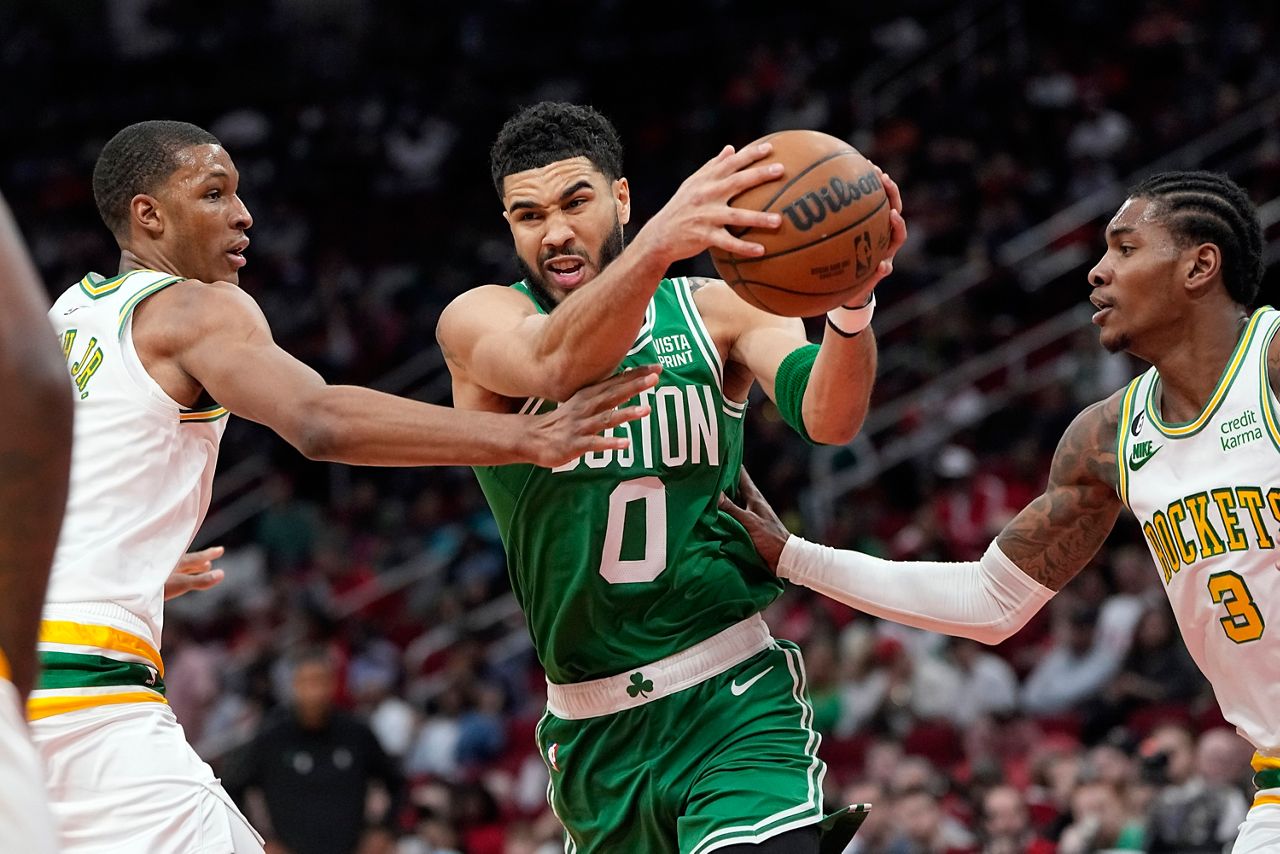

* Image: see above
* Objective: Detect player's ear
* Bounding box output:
[131,193,163,238]
[614,177,631,227]
[1185,241,1222,297]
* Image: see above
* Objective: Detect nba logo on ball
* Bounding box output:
[710,129,893,317]
[853,231,873,279]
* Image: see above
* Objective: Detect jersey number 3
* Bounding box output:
[600,477,667,584]
[1207,571,1265,643]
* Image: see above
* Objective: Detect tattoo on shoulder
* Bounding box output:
[687,276,720,294]
[995,394,1124,591]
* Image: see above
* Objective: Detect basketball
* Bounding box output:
[710,130,892,317]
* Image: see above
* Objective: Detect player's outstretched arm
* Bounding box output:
[721,394,1125,643]
[437,143,785,402]
[707,169,906,445]
[162,281,657,468]
[0,194,73,700]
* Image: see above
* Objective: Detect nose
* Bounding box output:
[541,210,573,252]
[1087,256,1108,288]
[232,195,253,231]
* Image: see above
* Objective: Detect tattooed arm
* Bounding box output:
[720,392,1125,642]
[995,393,1125,589]
[0,195,73,700]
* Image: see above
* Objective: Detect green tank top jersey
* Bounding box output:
[472,277,783,684]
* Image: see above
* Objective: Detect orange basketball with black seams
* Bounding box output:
[710,130,892,317]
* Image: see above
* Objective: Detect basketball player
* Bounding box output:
[436,102,906,853]
[721,171,1280,852]
[32,119,659,854]
[0,193,68,852]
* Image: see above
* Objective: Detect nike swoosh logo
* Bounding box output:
[730,666,773,696]
[1130,447,1161,470]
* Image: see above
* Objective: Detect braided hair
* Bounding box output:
[1129,171,1264,307]
[93,120,220,238]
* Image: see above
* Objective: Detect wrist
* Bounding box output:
[826,291,875,338]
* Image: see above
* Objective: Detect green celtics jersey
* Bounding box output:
[473,277,783,683]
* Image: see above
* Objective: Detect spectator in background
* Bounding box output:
[1021,603,1123,719]
[1144,724,1250,852]
[225,647,405,854]
[1058,779,1145,853]
[947,638,1020,728]
[978,784,1054,854]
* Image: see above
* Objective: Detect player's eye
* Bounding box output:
[1119,245,1135,256]
[205,189,221,200]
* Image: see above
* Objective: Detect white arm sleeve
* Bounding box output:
[777,537,1055,644]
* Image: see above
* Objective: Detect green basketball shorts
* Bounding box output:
[535,617,827,853]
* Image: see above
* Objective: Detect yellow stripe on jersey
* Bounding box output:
[0,647,8,682]
[1258,313,1280,452]
[1116,377,1141,509]
[1254,794,1280,807]
[38,620,163,677]
[27,689,166,721]
[78,269,151,300]
[1252,753,1280,772]
[179,406,229,423]
[1147,309,1267,438]
[116,275,184,338]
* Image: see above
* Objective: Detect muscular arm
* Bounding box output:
[148,281,654,468]
[723,393,1126,643]
[995,395,1125,589]
[704,279,878,445]
[439,143,785,402]
[0,194,73,700]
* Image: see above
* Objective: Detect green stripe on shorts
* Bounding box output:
[38,651,166,695]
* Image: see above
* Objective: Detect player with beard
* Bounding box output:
[32,119,659,854]
[437,102,906,853]
[721,171,1280,853]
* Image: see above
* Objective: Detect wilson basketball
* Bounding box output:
[710,130,892,317]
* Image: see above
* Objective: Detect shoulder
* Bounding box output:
[135,278,267,343]
[1050,387,1127,489]
[437,284,544,360]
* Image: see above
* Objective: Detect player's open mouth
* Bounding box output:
[545,257,587,288]
[226,239,249,269]
[1090,296,1112,325]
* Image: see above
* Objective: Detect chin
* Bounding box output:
[1099,329,1130,354]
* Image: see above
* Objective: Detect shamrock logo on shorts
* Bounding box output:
[627,671,654,698]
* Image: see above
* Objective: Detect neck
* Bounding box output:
[118,246,183,279]
[1145,307,1251,424]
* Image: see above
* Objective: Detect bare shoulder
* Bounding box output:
[437,284,538,345]
[134,279,267,349]
[1268,323,1280,394]
[1050,387,1125,491]
[688,275,792,330]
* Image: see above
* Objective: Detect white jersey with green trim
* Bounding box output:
[44,270,228,649]
[1115,306,1280,753]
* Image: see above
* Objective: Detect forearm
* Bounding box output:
[801,328,877,445]
[0,349,72,698]
[531,239,670,395]
[299,386,528,466]
[777,537,1053,644]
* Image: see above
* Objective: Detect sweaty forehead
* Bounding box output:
[1106,196,1166,236]
[501,156,608,208]
[168,144,236,184]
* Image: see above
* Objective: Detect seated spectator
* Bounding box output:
[1143,724,1249,852]
[1021,603,1124,718]
[1057,779,1145,853]
[978,784,1055,854]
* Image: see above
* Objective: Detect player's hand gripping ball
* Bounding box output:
[711,130,892,316]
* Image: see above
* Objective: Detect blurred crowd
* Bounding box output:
[6,0,1280,852]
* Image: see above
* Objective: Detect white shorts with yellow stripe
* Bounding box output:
[0,651,58,854]
[1237,754,1280,853]
[28,614,264,853]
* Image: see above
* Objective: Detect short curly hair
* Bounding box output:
[1128,170,1264,307]
[489,102,624,198]
[93,120,221,237]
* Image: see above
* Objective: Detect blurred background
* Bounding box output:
[5,1,1280,852]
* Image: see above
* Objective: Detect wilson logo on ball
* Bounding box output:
[780,171,884,232]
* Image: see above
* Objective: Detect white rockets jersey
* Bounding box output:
[1117,306,1280,753]
[44,270,228,651]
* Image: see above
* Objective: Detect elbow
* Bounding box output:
[805,419,861,446]
[293,411,343,461]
